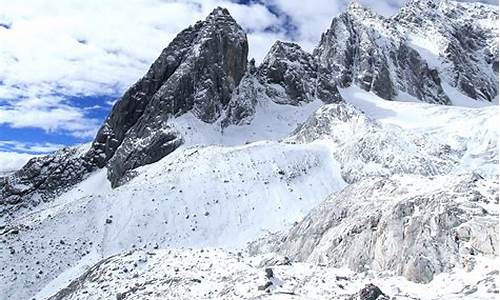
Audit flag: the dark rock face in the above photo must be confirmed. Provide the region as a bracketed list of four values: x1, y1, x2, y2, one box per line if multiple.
[259, 42, 320, 104]
[221, 59, 260, 126]
[315, 3, 451, 104]
[0, 147, 92, 216]
[356, 284, 388, 300]
[86, 7, 248, 187]
[391, 45, 449, 104]
[395, 0, 498, 102]
[258, 41, 342, 105]
[222, 41, 342, 127]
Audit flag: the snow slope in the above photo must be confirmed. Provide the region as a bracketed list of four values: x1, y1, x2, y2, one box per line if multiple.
[46, 248, 499, 300]
[0, 139, 345, 300]
[341, 86, 499, 178]
[1, 86, 498, 300]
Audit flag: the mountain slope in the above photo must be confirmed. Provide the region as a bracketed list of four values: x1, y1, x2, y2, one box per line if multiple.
[2, 89, 497, 300]
[2, 0, 497, 214]
[0, 140, 346, 300]
[273, 173, 498, 283]
[0, 1, 498, 299]
[46, 248, 499, 300]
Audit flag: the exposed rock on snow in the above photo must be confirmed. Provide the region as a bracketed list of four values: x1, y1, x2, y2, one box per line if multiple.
[0, 145, 92, 216]
[46, 248, 499, 300]
[286, 102, 461, 183]
[274, 173, 499, 283]
[353, 283, 388, 300]
[86, 7, 248, 187]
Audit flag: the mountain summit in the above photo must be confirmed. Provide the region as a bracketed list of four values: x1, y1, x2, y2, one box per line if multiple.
[1, 0, 498, 213]
[86, 7, 249, 187]
[0, 3, 498, 299]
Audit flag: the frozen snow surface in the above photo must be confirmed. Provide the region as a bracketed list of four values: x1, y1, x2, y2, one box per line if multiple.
[0, 1, 499, 300]
[43, 249, 500, 300]
[2, 89, 497, 299]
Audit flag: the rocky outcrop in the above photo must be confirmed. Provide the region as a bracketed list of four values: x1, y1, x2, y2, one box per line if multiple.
[275, 173, 499, 283]
[222, 41, 342, 127]
[395, 0, 499, 102]
[286, 102, 461, 183]
[85, 7, 248, 187]
[0, 146, 91, 217]
[221, 59, 261, 126]
[350, 284, 389, 300]
[314, 3, 451, 105]
[258, 41, 341, 105]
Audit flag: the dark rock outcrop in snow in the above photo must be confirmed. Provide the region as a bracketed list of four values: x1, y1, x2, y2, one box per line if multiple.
[350, 284, 388, 300]
[0, 146, 91, 216]
[315, 3, 451, 104]
[86, 7, 248, 187]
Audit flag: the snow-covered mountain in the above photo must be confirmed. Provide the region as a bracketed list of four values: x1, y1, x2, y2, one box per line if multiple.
[0, 1, 498, 299]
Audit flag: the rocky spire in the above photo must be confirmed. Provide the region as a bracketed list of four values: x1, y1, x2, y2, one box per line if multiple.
[258, 41, 321, 105]
[86, 7, 248, 187]
[0, 7, 250, 212]
[315, 1, 452, 104]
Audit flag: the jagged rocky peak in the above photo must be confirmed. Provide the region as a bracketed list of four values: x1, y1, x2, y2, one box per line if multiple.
[0, 7, 250, 210]
[222, 39, 343, 127]
[85, 7, 248, 187]
[315, 1, 451, 105]
[258, 41, 320, 105]
[395, 0, 498, 102]
[258, 39, 343, 105]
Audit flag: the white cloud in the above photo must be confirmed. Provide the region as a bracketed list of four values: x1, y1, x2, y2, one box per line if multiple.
[0, 0, 496, 150]
[0, 151, 35, 175]
[0, 0, 282, 140]
[0, 140, 66, 153]
[0, 94, 100, 137]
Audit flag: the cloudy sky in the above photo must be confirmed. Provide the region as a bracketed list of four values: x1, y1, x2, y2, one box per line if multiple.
[0, 0, 497, 165]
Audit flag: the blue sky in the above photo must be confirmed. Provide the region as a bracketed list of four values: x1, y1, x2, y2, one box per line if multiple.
[0, 0, 497, 158]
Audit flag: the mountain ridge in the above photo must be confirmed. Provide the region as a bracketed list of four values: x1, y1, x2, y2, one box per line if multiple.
[1, 2, 497, 213]
[0, 2, 498, 299]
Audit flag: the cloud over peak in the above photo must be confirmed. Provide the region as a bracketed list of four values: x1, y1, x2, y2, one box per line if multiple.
[0, 0, 496, 153]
